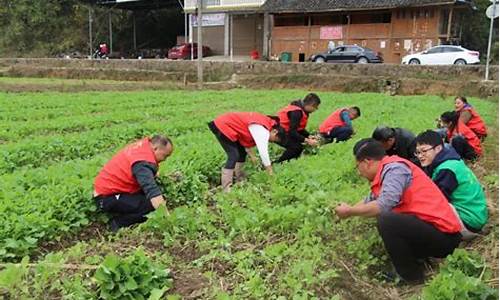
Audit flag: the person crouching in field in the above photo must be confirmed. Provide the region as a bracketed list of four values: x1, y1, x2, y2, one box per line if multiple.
[454, 96, 487, 141]
[209, 112, 286, 192]
[440, 111, 482, 161]
[93, 135, 173, 231]
[415, 130, 488, 240]
[372, 126, 418, 164]
[318, 106, 361, 144]
[274, 93, 321, 163]
[334, 138, 461, 283]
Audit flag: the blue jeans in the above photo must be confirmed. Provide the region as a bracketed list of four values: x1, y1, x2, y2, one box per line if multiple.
[322, 126, 353, 144]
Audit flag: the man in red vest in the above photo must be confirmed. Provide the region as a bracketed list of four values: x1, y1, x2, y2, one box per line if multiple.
[319, 106, 360, 144]
[334, 138, 461, 283]
[93, 135, 173, 231]
[275, 93, 321, 163]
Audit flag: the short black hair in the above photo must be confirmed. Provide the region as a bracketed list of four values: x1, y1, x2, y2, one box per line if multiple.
[351, 106, 361, 117]
[303, 93, 321, 106]
[268, 115, 288, 144]
[372, 126, 395, 142]
[440, 111, 458, 124]
[274, 126, 287, 144]
[441, 111, 460, 134]
[151, 135, 172, 147]
[353, 138, 386, 161]
[415, 130, 444, 148]
[455, 96, 468, 104]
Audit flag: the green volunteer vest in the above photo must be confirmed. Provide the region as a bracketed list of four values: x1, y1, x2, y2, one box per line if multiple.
[432, 160, 488, 230]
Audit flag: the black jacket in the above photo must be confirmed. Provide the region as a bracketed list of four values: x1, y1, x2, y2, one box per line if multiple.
[131, 161, 162, 200]
[286, 100, 310, 142]
[387, 128, 416, 162]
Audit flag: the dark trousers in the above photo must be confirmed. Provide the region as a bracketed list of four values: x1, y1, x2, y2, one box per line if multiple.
[321, 126, 353, 144]
[451, 135, 478, 161]
[377, 212, 461, 282]
[209, 121, 246, 169]
[275, 132, 306, 163]
[95, 192, 155, 229]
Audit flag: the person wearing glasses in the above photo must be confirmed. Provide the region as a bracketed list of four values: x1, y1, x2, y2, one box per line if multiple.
[334, 138, 461, 284]
[414, 130, 488, 240]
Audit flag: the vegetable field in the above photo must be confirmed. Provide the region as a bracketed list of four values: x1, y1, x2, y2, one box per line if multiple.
[0, 83, 498, 299]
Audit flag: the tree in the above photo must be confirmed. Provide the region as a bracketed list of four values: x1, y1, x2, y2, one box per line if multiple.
[460, 0, 499, 64]
[0, 0, 88, 57]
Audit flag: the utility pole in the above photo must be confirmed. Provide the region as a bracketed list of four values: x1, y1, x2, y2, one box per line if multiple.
[485, 1, 498, 81]
[108, 10, 113, 54]
[89, 7, 93, 58]
[197, 0, 203, 89]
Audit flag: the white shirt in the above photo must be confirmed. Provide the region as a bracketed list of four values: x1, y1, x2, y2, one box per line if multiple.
[248, 124, 271, 167]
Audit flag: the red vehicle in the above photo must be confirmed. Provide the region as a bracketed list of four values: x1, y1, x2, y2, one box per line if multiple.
[167, 43, 211, 59]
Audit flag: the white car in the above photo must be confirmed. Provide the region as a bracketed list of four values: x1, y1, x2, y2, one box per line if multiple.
[402, 45, 480, 65]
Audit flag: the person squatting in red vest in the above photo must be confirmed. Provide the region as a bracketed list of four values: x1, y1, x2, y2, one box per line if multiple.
[209, 112, 286, 192]
[440, 111, 482, 161]
[454, 96, 488, 141]
[274, 93, 321, 163]
[334, 138, 461, 284]
[93, 135, 174, 231]
[318, 106, 361, 144]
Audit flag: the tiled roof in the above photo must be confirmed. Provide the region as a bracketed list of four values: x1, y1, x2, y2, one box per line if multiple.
[261, 0, 474, 13]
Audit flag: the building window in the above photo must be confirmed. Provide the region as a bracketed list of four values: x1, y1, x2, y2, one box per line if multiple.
[351, 12, 391, 24]
[311, 14, 347, 25]
[440, 9, 449, 35]
[274, 15, 308, 26]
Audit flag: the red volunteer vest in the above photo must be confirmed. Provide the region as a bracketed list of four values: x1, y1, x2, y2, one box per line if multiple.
[319, 108, 348, 134]
[277, 104, 308, 132]
[447, 122, 482, 156]
[214, 112, 276, 147]
[460, 107, 487, 137]
[94, 138, 158, 196]
[371, 156, 461, 233]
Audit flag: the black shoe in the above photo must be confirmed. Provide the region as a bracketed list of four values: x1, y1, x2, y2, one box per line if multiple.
[380, 270, 402, 284]
[109, 219, 120, 233]
[380, 270, 424, 286]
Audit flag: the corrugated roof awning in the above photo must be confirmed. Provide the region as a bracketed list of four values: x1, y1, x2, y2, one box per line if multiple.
[81, 0, 181, 10]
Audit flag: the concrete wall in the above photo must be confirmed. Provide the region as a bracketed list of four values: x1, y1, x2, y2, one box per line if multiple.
[0, 58, 497, 97]
[1, 58, 495, 80]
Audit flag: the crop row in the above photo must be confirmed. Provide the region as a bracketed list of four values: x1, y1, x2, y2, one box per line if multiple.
[0, 101, 220, 142]
[0, 129, 230, 261]
[0, 116, 223, 174]
[0, 90, 266, 122]
[0, 157, 105, 260]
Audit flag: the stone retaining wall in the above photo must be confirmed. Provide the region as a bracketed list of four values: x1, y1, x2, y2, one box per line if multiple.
[0, 58, 497, 97]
